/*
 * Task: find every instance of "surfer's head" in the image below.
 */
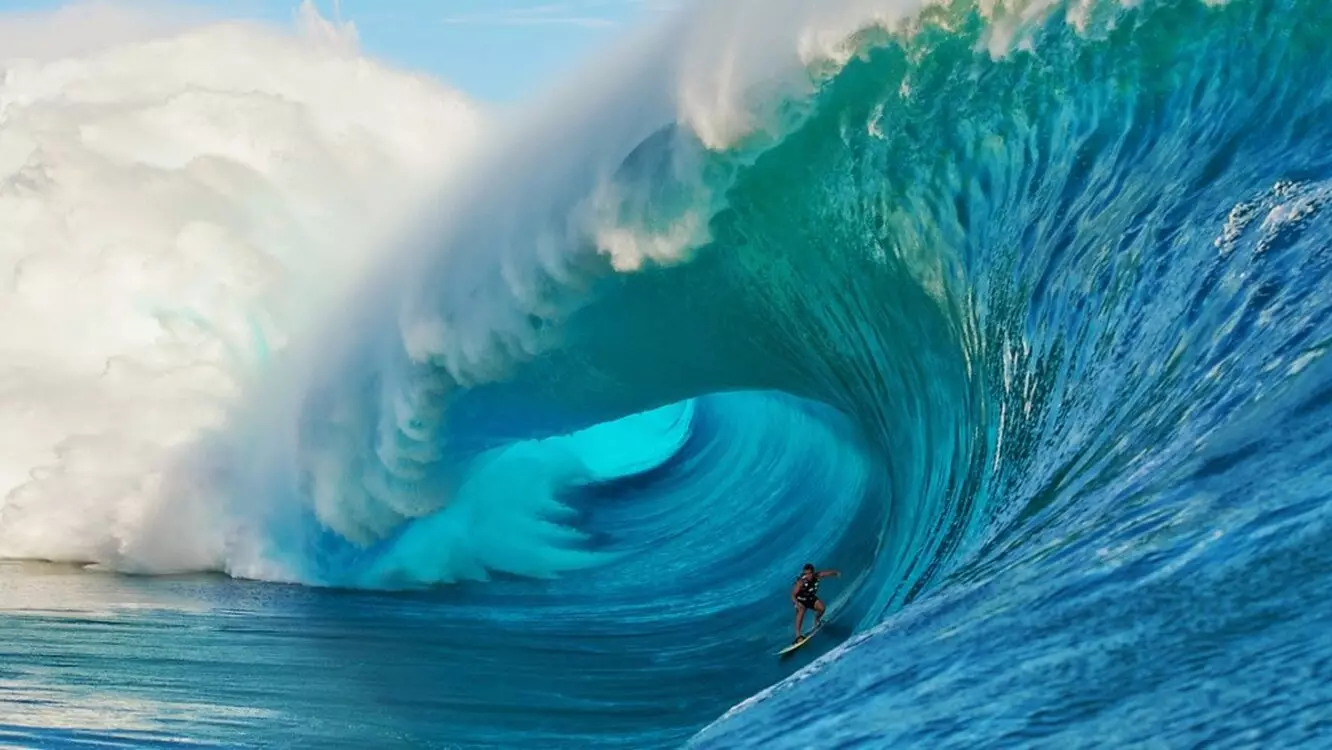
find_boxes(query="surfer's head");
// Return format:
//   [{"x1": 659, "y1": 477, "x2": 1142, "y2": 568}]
[{"x1": 803, "y1": 563, "x2": 815, "y2": 574}]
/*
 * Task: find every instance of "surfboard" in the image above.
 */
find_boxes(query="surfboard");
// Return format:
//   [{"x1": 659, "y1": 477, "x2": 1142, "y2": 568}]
[{"x1": 777, "y1": 622, "x2": 823, "y2": 656}]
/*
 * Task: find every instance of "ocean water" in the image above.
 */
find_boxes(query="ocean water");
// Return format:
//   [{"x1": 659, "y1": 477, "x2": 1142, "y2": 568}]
[{"x1": 4, "y1": 0, "x2": 1332, "y2": 747}]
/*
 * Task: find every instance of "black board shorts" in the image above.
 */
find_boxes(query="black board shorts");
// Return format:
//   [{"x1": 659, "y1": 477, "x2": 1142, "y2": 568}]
[{"x1": 795, "y1": 596, "x2": 819, "y2": 609}]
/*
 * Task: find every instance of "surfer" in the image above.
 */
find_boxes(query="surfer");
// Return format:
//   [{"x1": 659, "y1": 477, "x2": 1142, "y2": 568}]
[{"x1": 791, "y1": 563, "x2": 839, "y2": 643}]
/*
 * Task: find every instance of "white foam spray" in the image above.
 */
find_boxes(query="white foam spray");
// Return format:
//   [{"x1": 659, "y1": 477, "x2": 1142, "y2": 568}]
[{"x1": 0, "y1": 0, "x2": 483, "y2": 573}]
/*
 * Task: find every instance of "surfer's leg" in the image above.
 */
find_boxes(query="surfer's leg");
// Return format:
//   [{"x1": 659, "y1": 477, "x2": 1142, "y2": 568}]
[
  {"x1": 813, "y1": 600, "x2": 825, "y2": 626},
  {"x1": 793, "y1": 603, "x2": 806, "y2": 641}
]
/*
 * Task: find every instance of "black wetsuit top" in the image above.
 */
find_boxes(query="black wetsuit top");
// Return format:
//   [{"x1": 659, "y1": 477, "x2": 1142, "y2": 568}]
[{"x1": 795, "y1": 573, "x2": 819, "y2": 606}]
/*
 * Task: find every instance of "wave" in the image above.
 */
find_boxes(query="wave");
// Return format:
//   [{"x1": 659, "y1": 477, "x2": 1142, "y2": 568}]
[{"x1": 5, "y1": 0, "x2": 1332, "y2": 746}]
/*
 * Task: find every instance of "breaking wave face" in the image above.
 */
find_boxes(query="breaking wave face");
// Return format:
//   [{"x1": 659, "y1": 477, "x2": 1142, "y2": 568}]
[{"x1": 8, "y1": 0, "x2": 1332, "y2": 746}]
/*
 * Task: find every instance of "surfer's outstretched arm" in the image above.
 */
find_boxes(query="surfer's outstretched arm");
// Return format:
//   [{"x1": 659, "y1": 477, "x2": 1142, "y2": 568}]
[{"x1": 819, "y1": 569, "x2": 841, "y2": 578}]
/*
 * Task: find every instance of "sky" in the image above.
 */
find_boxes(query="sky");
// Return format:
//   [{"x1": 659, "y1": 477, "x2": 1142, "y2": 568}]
[{"x1": 0, "y1": 0, "x2": 677, "y2": 101}]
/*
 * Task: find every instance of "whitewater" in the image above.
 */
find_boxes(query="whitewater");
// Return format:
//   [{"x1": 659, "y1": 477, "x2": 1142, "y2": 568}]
[{"x1": 5, "y1": 0, "x2": 1332, "y2": 747}]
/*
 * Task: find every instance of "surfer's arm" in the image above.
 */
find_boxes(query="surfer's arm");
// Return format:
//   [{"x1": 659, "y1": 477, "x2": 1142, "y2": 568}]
[
  {"x1": 819, "y1": 570, "x2": 840, "y2": 578},
  {"x1": 790, "y1": 581, "x2": 802, "y2": 603}
]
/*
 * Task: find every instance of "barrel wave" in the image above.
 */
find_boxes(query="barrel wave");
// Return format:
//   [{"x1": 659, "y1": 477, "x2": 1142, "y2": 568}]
[{"x1": 4, "y1": 0, "x2": 1332, "y2": 747}]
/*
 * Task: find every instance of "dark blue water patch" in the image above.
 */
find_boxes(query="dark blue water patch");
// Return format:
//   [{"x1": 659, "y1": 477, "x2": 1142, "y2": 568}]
[{"x1": 0, "y1": 725, "x2": 220, "y2": 749}]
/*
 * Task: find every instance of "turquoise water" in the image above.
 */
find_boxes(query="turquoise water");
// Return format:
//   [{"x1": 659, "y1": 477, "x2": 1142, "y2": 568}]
[{"x1": 8, "y1": 0, "x2": 1332, "y2": 747}]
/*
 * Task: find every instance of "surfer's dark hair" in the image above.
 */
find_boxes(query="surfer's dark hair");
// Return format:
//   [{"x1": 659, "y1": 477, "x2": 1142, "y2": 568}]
[{"x1": 803, "y1": 563, "x2": 815, "y2": 571}]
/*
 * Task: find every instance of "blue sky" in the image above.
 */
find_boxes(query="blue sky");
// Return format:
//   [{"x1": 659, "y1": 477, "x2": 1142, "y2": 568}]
[
  {"x1": 0, "y1": 0, "x2": 673, "y2": 101},
  {"x1": 302, "y1": 0, "x2": 675, "y2": 100}
]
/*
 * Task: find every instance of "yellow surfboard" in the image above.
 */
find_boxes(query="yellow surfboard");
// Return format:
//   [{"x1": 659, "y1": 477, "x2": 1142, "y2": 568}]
[{"x1": 777, "y1": 622, "x2": 823, "y2": 656}]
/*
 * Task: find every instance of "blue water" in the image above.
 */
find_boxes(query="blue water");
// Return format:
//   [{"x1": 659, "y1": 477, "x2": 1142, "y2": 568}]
[{"x1": 8, "y1": 0, "x2": 1332, "y2": 747}]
